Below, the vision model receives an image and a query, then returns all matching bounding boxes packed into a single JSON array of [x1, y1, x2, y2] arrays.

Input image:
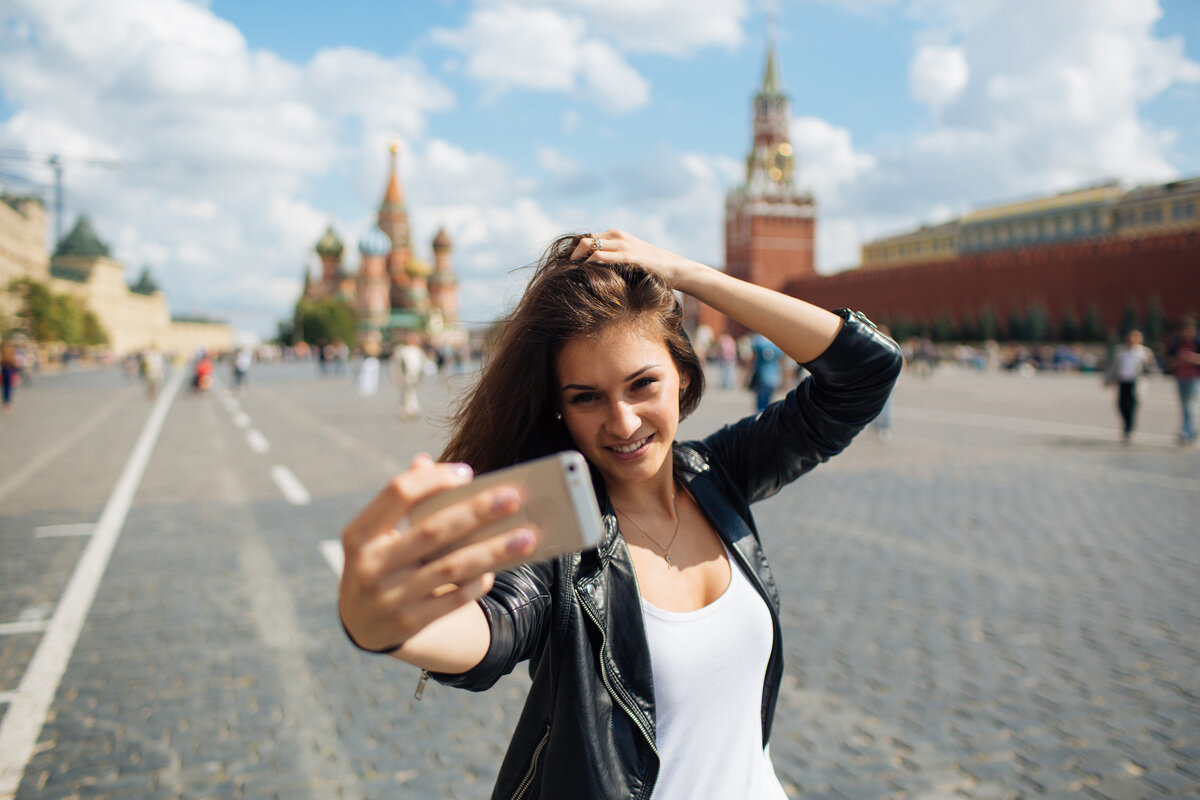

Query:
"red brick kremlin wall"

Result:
[[784, 230, 1200, 335]]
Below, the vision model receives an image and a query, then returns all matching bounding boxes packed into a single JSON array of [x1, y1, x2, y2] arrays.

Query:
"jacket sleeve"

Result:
[[701, 309, 903, 505], [427, 560, 554, 692]]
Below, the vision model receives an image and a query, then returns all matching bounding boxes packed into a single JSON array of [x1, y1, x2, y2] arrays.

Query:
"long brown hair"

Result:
[[440, 233, 705, 474]]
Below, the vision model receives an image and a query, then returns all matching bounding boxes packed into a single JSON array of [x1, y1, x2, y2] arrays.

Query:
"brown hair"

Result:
[[440, 233, 705, 474]]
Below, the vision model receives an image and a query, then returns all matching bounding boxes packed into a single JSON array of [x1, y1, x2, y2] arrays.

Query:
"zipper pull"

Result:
[[414, 670, 430, 701]]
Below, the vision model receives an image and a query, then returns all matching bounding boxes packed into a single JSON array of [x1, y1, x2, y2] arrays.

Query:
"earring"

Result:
[[555, 411, 563, 421]]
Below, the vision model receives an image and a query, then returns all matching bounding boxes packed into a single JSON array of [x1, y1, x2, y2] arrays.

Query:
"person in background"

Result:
[[716, 332, 738, 390], [358, 341, 381, 397], [1166, 316, 1200, 445], [1, 336, 23, 412], [141, 343, 164, 400], [747, 333, 783, 412], [1106, 329, 1157, 443], [392, 333, 425, 420], [232, 346, 253, 393]]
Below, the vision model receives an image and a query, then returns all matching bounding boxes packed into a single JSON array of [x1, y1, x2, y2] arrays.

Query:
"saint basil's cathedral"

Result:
[[300, 142, 463, 347]]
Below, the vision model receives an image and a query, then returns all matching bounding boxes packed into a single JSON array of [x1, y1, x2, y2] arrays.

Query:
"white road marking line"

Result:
[[270, 465, 311, 505], [34, 524, 94, 539], [232, 411, 251, 429], [319, 540, 344, 577], [246, 429, 270, 454], [0, 364, 186, 799], [0, 392, 126, 506], [0, 621, 49, 636], [894, 406, 1176, 446]]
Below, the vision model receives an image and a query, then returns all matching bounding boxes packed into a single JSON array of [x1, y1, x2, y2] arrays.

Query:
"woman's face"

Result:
[[555, 322, 686, 491]]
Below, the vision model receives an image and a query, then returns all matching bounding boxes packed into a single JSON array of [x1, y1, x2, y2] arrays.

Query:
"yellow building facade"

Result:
[[2, 196, 232, 356]]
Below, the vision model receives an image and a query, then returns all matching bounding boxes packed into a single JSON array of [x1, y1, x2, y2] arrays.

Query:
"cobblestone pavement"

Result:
[[0, 361, 1196, 799]]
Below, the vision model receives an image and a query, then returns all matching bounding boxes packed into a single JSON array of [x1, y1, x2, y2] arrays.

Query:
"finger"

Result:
[[405, 527, 538, 600], [568, 235, 595, 262], [342, 461, 474, 551], [373, 483, 525, 572]]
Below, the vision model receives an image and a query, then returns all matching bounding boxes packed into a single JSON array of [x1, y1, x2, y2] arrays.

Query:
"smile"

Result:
[[607, 434, 653, 457]]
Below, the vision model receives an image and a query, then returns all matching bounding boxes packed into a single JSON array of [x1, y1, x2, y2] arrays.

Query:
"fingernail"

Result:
[[491, 487, 519, 512], [450, 463, 473, 479], [507, 529, 536, 555]]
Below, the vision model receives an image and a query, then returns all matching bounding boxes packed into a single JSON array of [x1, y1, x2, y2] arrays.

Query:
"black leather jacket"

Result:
[[432, 310, 903, 800]]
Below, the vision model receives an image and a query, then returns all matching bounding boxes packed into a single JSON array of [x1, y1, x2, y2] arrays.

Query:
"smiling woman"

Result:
[[336, 230, 903, 800]]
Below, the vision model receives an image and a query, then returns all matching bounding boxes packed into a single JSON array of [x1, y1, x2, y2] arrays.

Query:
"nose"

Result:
[[605, 400, 640, 440]]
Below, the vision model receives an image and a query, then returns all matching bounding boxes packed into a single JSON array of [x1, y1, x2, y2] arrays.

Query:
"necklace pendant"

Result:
[[665, 552, 672, 566]]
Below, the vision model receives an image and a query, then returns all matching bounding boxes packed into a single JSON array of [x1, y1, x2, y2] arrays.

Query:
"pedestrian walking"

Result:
[[872, 324, 896, 440], [337, 229, 901, 800], [1166, 316, 1200, 445], [140, 344, 164, 400], [1, 336, 23, 412], [391, 334, 425, 420], [716, 332, 738, 390], [358, 341, 381, 397], [232, 346, 252, 393], [747, 333, 784, 412], [1105, 329, 1157, 443]]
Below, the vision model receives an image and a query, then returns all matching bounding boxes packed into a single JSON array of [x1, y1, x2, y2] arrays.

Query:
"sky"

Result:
[[1, 0, 1198, 338]]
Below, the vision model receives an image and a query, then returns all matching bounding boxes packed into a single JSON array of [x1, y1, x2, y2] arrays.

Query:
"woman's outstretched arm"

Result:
[[571, 230, 843, 363], [339, 454, 538, 673]]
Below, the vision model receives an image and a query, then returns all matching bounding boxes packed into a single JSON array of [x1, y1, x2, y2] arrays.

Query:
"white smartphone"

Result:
[[410, 450, 604, 566]]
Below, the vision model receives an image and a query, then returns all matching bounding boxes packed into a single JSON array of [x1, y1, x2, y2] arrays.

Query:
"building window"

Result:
[[1143, 205, 1163, 224], [1172, 200, 1196, 220]]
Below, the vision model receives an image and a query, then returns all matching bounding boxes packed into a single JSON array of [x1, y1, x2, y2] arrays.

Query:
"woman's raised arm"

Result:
[[571, 230, 842, 364]]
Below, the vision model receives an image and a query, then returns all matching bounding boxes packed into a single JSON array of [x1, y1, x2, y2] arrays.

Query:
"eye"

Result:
[[632, 377, 658, 391], [568, 391, 600, 405]]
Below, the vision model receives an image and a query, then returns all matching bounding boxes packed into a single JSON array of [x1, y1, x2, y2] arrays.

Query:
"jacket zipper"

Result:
[[508, 725, 550, 800], [576, 587, 660, 799]]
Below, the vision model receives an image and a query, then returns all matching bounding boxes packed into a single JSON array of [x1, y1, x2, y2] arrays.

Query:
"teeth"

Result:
[[611, 436, 648, 454]]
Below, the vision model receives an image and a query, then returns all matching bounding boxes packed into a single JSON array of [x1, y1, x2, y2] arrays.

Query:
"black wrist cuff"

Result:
[[339, 613, 404, 655]]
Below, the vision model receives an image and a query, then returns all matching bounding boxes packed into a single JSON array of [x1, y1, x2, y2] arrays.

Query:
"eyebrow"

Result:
[[561, 364, 659, 392]]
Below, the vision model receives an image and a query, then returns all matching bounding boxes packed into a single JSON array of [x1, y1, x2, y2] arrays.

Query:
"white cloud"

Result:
[[431, 1, 650, 113], [908, 44, 968, 109], [514, 0, 748, 56]]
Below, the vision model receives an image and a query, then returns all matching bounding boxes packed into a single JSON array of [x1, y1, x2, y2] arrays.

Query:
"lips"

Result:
[[606, 433, 653, 459]]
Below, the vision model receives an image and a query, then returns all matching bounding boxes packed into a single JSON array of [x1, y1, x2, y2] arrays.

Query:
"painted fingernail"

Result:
[[491, 487, 520, 512], [450, 463, 473, 479], [507, 529, 536, 555]]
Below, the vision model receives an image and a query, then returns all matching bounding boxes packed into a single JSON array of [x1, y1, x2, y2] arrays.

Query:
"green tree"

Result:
[[295, 297, 357, 346], [958, 311, 980, 342], [1007, 304, 1027, 341], [1025, 301, 1051, 343], [979, 306, 998, 341], [891, 315, 913, 342], [6, 277, 107, 346], [1059, 307, 1080, 342], [1119, 298, 1139, 337], [1082, 304, 1106, 342], [932, 313, 955, 342], [1143, 297, 1165, 347]]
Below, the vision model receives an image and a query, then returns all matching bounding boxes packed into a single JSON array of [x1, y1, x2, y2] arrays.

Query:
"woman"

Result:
[[338, 230, 902, 799]]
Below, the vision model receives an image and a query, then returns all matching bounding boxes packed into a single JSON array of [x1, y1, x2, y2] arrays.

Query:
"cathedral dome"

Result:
[[316, 224, 344, 257], [432, 227, 452, 251], [406, 257, 432, 278], [358, 226, 392, 257]]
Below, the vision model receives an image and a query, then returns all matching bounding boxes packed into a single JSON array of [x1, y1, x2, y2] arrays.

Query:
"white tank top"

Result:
[[641, 541, 788, 800]]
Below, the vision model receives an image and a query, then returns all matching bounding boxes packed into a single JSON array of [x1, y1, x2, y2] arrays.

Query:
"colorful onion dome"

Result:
[[358, 226, 392, 257], [315, 224, 344, 257], [432, 226, 452, 251]]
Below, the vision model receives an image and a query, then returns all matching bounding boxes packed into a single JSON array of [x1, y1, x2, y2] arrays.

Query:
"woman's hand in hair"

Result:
[[572, 229, 707, 292], [338, 454, 536, 658]]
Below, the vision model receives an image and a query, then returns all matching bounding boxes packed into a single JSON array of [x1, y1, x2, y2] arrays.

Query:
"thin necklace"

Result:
[[614, 491, 682, 566]]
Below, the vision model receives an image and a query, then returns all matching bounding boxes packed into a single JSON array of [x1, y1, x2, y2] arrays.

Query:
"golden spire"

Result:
[[384, 139, 404, 206]]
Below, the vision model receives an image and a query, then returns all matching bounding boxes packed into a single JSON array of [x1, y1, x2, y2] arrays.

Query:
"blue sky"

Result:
[[1, 0, 1198, 337]]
